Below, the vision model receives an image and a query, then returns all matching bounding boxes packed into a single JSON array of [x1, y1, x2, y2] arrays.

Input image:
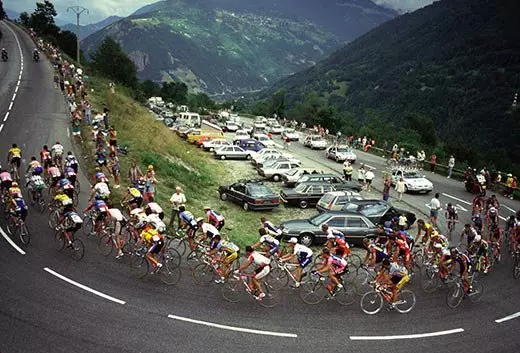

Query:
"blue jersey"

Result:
[[13, 198, 27, 211]]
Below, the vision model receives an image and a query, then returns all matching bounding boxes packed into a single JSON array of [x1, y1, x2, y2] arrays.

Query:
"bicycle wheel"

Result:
[[187, 249, 204, 269], [469, 281, 484, 303], [360, 291, 384, 315], [421, 268, 440, 293], [266, 266, 289, 291], [48, 210, 60, 230], [55, 231, 65, 251], [160, 260, 182, 286], [164, 248, 181, 268], [82, 217, 94, 237], [353, 268, 372, 295], [192, 263, 216, 286], [130, 255, 149, 278], [446, 283, 464, 308], [395, 290, 416, 313], [299, 276, 327, 305], [258, 281, 279, 308], [5, 217, 16, 235], [19, 223, 31, 245], [74, 179, 81, 193], [168, 236, 187, 257], [70, 238, 85, 261], [348, 254, 362, 270], [514, 257, 520, 279], [335, 282, 356, 306], [98, 234, 114, 256], [221, 276, 242, 303]]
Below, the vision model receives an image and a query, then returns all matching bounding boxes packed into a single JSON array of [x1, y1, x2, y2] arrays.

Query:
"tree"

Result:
[[187, 93, 215, 112], [90, 36, 137, 88], [29, 1, 59, 38], [267, 89, 286, 118], [19, 12, 30, 26], [161, 81, 188, 104], [0, 1, 6, 20], [57, 30, 77, 59], [139, 80, 161, 100]]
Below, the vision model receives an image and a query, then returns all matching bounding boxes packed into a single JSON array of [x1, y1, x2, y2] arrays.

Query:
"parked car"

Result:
[[259, 160, 301, 181], [213, 146, 253, 160], [316, 191, 364, 212], [255, 154, 300, 170], [391, 169, 433, 193], [164, 118, 175, 127], [280, 211, 378, 246], [281, 168, 322, 187], [253, 133, 275, 148], [219, 180, 280, 211], [201, 138, 231, 151], [254, 117, 267, 129], [280, 182, 361, 209], [269, 124, 284, 134], [224, 122, 240, 132], [325, 145, 357, 163], [233, 130, 250, 143], [251, 148, 292, 166], [235, 139, 265, 152], [281, 128, 300, 141], [342, 200, 416, 229], [294, 173, 362, 192], [304, 135, 327, 149]]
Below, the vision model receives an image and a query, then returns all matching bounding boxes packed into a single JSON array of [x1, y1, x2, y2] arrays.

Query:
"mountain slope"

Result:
[[81, 0, 396, 95], [61, 16, 122, 40], [270, 0, 520, 171]]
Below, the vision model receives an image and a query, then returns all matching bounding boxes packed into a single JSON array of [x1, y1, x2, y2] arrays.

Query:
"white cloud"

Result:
[[373, 0, 437, 11]]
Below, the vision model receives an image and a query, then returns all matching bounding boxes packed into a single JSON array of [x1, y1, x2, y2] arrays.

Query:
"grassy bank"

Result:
[[81, 76, 304, 248]]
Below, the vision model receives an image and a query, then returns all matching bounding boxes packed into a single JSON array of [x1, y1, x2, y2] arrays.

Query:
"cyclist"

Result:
[[314, 247, 347, 295], [147, 212, 167, 235], [7, 143, 22, 180], [8, 181, 22, 199], [449, 247, 472, 293], [93, 170, 109, 185], [25, 173, 46, 204], [445, 203, 458, 230], [122, 186, 142, 210], [252, 227, 280, 257], [40, 145, 52, 169], [280, 237, 313, 287], [84, 198, 110, 235], [209, 233, 240, 283], [196, 218, 220, 241], [488, 224, 502, 262], [397, 229, 415, 252], [389, 232, 412, 271], [47, 163, 62, 187], [324, 233, 350, 258], [26, 156, 44, 176], [55, 177, 75, 200], [487, 206, 499, 228], [136, 220, 164, 269], [485, 194, 500, 210], [436, 244, 453, 280], [60, 211, 83, 246], [416, 219, 434, 244], [362, 238, 389, 267], [376, 258, 409, 307], [204, 206, 225, 230], [107, 205, 126, 258], [321, 223, 345, 240], [468, 234, 491, 273], [145, 196, 164, 219], [178, 205, 198, 248], [0, 167, 13, 196], [63, 165, 77, 187], [430, 232, 449, 251], [237, 246, 270, 300], [90, 178, 110, 202], [261, 216, 282, 238], [460, 223, 478, 246], [65, 152, 79, 174], [51, 141, 64, 166], [6, 193, 28, 223], [471, 213, 483, 234]]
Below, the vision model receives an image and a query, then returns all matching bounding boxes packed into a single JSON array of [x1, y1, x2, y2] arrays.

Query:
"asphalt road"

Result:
[[1, 21, 519, 353]]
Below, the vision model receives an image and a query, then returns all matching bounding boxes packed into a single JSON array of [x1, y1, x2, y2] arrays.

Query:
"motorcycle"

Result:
[[33, 52, 40, 61], [464, 174, 486, 195], [1, 52, 7, 61]]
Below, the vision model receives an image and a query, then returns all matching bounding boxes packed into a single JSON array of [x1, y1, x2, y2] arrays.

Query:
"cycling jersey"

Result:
[[41, 149, 51, 161], [128, 187, 141, 198], [216, 240, 239, 254], [146, 202, 163, 214], [93, 199, 109, 213], [147, 213, 166, 233], [0, 172, 12, 182], [453, 252, 471, 268], [334, 237, 350, 256], [142, 228, 162, 243], [94, 182, 110, 198], [248, 251, 270, 267], [108, 208, 124, 222], [51, 144, 64, 155], [259, 234, 280, 248], [48, 166, 61, 178], [64, 167, 76, 177], [179, 210, 197, 227], [431, 234, 449, 249], [263, 220, 282, 236], [9, 186, 22, 197], [12, 198, 27, 211], [294, 243, 313, 258], [8, 147, 21, 159], [446, 206, 458, 219], [201, 223, 219, 238], [55, 194, 73, 206], [29, 175, 45, 190], [58, 178, 73, 189], [328, 254, 347, 273], [389, 262, 408, 277], [327, 228, 345, 240], [206, 209, 224, 223]]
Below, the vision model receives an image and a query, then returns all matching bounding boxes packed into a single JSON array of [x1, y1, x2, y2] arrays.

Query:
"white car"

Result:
[[224, 122, 240, 132], [259, 161, 302, 181], [233, 130, 250, 142], [391, 169, 433, 193], [281, 128, 300, 141], [213, 146, 253, 160], [201, 138, 231, 151], [253, 133, 275, 147], [254, 116, 267, 129], [325, 145, 357, 163], [269, 124, 284, 134], [304, 135, 327, 149], [251, 148, 296, 166], [281, 168, 321, 186]]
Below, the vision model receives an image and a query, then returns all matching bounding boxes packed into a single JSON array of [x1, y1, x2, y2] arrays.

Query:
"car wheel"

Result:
[[243, 202, 249, 211], [300, 233, 314, 247], [246, 154, 252, 160], [299, 200, 308, 209], [272, 174, 281, 182], [209, 147, 214, 152], [220, 155, 226, 160], [220, 193, 228, 201], [404, 185, 408, 193], [350, 160, 355, 164]]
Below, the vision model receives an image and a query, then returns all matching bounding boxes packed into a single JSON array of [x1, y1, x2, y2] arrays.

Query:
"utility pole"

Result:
[[67, 6, 89, 65]]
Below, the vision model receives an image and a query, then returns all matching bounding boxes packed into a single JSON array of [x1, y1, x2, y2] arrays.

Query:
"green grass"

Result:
[[81, 76, 308, 248]]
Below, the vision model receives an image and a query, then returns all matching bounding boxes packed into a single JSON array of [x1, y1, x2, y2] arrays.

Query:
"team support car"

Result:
[[213, 145, 253, 160], [218, 180, 280, 211], [325, 145, 357, 163], [280, 182, 360, 209], [304, 135, 327, 149], [316, 191, 364, 212], [280, 211, 378, 246], [258, 160, 301, 181], [201, 138, 231, 151], [294, 173, 362, 191], [342, 200, 416, 229], [281, 128, 300, 141], [391, 169, 433, 193], [233, 130, 250, 143]]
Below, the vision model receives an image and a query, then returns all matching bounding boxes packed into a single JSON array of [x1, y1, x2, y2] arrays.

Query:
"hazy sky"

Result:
[[4, 0, 437, 24]]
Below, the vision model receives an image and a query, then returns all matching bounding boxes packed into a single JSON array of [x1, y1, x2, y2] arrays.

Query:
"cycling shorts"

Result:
[[11, 208, 28, 222], [10, 157, 21, 168], [187, 225, 198, 238], [215, 219, 225, 231], [298, 255, 312, 269], [395, 275, 409, 290], [375, 251, 388, 264], [95, 211, 107, 222], [129, 197, 143, 208], [223, 251, 238, 265], [149, 239, 164, 254], [66, 222, 82, 233], [254, 266, 270, 280]]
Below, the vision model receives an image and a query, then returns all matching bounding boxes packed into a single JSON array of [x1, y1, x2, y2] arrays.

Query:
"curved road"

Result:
[[0, 21, 519, 353]]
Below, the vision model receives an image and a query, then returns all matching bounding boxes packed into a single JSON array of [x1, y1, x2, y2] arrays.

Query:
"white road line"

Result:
[[1, 24, 23, 129], [0, 226, 26, 255], [456, 204, 468, 212], [3, 112, 8, 121], [442, 193, 471, 206], [0, 124, 3, 133], [349, 328, 464, 340], [499, 216, 507, 221], [8, 101, 14, 110], [495, 312, 520, 323], [43, 267, 126, 305], [504, 205, 516, 213], [67, 128, 70, 138], [167, 315, 298, 338]]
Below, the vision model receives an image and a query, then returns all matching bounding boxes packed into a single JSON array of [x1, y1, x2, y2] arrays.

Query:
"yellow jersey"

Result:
[[8, 147, 21, 158], [129, 187, 142, 198], [54, 194, 72, 206], [141, 228, 161, 243]]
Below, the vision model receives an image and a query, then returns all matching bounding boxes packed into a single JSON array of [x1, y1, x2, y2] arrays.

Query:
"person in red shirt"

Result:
[[389, 233, 411, 271], [430, 154, 437, 173]]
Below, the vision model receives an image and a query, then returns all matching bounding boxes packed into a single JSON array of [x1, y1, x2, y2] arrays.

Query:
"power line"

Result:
[[66, 6, 89, 65]]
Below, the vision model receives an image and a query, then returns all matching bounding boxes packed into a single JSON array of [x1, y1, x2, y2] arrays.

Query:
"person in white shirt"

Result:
[[395, 177, 406, 201], [145, 196, 164, 219], [108, 206, 125, 258], [365, 169, 375, 192], [197, 218, 220, 240], [90, 181, 110, 201], [51, 141, 64, 158], [429, 193, 441, 228], [168, 186, 186, 228], [447, 156, 455, 178], [280, 237, 313, 287], [238, 246, 271, 300]]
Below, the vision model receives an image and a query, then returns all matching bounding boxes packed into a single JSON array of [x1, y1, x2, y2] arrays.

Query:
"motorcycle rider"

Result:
[[1, 48, 7, 60], [33, 48, 40, 60]]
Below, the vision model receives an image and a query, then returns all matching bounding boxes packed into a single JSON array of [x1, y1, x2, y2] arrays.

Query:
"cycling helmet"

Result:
[[148, 165, 154, 170], [196, 217, 204, 224], [433, 242, 443, 249], [204, 206, 211, 210], [474, 234, 482, 242], [488, 207, 497, 214], [12, 182, 18, 187], [179, 205, 186, 212]]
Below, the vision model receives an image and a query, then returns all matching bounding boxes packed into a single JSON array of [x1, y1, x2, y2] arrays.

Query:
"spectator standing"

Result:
[[398, 214, 408, 231], [447, 155, 455, 178], [429, 193, 441, 228], [395, 177, 406, 201], [365, 169, 375, 192], [84, 100, 92, 125], [430, 153, 437, 173], [169, 187, 186, 228], [417, 150, 425, 170], [128, 161, 142, 187], [108, 126, 117, 154], [143, 168, 157, 201], [357, 165, 366, 190], [109, 82, 115, 94], [110, 156, 121, 188], [382, 177, 391, 201], [343, 161, 353, 181]]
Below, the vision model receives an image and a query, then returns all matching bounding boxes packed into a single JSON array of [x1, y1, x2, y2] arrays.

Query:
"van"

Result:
[[316, 191, 364, 212], [178, 112, 201, 128], [235, 139, 265, 152]]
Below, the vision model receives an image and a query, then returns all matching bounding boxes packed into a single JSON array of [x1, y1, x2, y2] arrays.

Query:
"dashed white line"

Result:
[[0, 226, 26, 255], [8, 101, 13, 110], [0, 124, 4, 133], [442, 193, 472, 206], [349, 328, 465, 340], [455, 204, 468, 212], [44, 267, 126, 305], [1, 23, 24, 126], [495, 312, 520, 323], [67, 128, 70, 138], [504, 205, 516, 213], [167, 315, 298, 338], [3, 112, 8, 122]]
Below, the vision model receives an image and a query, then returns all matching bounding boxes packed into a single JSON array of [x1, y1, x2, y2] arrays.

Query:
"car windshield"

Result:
[[337, 147, 350, 153], [257, 136, 268, 141], [248, 184, 272, 196], [344, 203, 360, 212], [403, 172, 422, 178], [359, 203, 388, 216], [309, 212, 332, 226], [319, 193, 335, 204], [294, 183, 309, 192], [311, 136, 322, 141], [285, 129, 295, 133]]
